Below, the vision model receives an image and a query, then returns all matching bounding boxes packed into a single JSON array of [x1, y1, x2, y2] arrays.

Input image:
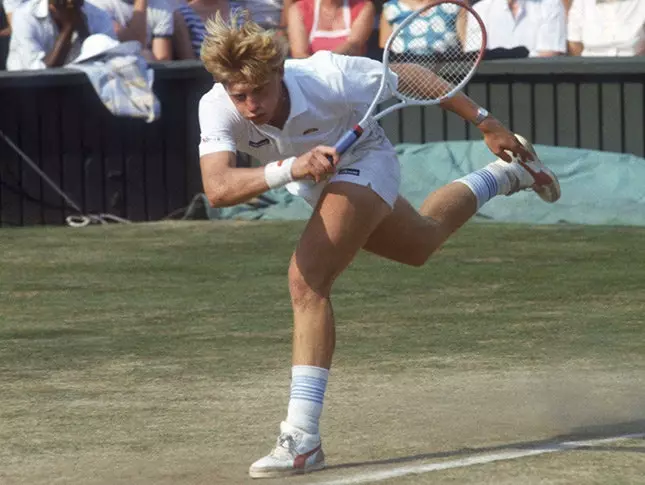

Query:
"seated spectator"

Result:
[[6, 0, 116, 70], [467, 0, 566, 57], [568, 0, 645, 57], [173, 0, 228, 59], [379, 0, 468, 55], [287, 0, 374, 58], [87, 0, 175, 60]]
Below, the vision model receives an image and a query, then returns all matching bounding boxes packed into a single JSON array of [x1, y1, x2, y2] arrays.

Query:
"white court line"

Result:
[[313, 433, 645, 485]]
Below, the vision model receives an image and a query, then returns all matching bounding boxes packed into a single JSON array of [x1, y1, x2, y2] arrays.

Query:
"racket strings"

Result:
[[386, 4, 483, 102]]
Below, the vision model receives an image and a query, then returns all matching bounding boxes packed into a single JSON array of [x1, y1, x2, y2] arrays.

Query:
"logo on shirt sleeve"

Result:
[[249, 138, 270, 148], [201, 135, 222, 143]]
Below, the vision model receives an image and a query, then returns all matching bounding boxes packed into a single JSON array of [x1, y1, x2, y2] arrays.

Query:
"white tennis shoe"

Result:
[[491, 133, 561, 203], [249, 421, 326, 479]]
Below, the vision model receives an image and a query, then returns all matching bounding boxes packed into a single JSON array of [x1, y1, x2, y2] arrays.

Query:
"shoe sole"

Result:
[[514, 134, 561, 203], [249, 459, 326, 479]]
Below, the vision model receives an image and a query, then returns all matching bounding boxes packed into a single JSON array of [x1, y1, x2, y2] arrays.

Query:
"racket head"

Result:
[[382, 0, 487, 105]]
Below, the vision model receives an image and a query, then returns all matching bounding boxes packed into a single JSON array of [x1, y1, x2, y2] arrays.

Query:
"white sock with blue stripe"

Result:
[[456, 162, 512, 209], [286, 365, 328, 435]]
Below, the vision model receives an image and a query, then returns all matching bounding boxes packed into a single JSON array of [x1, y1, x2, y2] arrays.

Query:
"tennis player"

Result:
[[198, 11, 560, 479]]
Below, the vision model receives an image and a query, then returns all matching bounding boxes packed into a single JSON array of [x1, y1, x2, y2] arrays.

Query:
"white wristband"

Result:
[[264, 157, 295, 189]]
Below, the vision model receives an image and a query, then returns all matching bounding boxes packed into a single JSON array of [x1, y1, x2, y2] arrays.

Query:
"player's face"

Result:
[[225, 72, 283, 126]]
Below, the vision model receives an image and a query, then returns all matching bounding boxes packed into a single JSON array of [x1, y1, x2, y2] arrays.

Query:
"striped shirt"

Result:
[[176, 3, 207, 58]]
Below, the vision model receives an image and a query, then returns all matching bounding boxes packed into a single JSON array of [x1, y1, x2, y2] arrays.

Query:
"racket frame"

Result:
[[334, 0, 487, 155]]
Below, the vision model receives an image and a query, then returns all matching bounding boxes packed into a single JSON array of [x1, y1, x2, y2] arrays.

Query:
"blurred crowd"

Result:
[[0, 0, 643, 71]]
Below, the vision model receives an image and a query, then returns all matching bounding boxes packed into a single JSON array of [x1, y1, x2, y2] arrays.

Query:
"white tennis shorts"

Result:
[[285, 142, 401, 209]]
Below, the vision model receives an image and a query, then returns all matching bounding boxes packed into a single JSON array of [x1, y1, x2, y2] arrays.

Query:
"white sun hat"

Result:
[[71, 33, 141, 64]]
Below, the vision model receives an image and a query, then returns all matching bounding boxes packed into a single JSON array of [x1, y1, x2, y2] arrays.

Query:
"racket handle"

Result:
[[332, 125, 365, 159]]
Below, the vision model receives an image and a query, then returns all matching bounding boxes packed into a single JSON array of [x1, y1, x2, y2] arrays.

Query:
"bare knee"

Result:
[[288, 255, 333, 310], [406, 222, 450, 266]]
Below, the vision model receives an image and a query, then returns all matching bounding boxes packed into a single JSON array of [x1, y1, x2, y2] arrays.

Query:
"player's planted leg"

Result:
[[249, 183, 392, 479]]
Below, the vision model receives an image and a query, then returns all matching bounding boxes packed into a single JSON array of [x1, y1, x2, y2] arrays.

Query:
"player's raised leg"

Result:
[[249, 182, 392, 479], [364, 134, 560, 266]]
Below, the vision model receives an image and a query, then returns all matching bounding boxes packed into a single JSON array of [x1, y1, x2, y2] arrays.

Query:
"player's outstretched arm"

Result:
[[389, 63, 533, 163], [200, 147, 339, 208], [440, 92, 534, 163]]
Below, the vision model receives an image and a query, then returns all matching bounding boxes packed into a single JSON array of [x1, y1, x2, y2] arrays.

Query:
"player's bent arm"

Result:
[[200, 146, 340, 208], [200, 151, 274, 208]]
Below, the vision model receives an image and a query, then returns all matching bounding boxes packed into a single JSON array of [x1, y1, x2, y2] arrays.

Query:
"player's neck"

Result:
[[268, 81, 291, 129]]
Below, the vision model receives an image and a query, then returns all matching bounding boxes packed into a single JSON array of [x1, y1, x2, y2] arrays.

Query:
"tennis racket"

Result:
[[333, 0, 487, 156]]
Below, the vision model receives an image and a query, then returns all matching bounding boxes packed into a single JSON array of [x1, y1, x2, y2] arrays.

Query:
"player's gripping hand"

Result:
[[291, 146, 340, 183], [478, 117, 534, 163]]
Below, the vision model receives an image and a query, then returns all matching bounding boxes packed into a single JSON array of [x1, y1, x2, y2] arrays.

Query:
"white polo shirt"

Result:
[[467, 0, 566, 56], [198, 51, 397, 167], [568, 0, 645, 57]]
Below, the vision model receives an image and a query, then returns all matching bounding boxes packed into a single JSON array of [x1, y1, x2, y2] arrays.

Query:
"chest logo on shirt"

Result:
[[249, 138, 270, 148], [302, 128, 319, 135]]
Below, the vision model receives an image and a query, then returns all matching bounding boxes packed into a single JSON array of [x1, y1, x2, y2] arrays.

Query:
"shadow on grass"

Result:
[[324, 420, 645, 472]]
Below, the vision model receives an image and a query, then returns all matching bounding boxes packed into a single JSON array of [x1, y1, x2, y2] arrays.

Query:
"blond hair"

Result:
[[201, 10, 289, 87]]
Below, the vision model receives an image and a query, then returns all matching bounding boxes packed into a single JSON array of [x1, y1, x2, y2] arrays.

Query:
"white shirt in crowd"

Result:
[[568, 0, 645, 57], [198, 51, 397, 164], [86, 0, 174, 48], [467, 0, 566, 56], [6, 0, 116, 70], [2, 0, 27, 15]]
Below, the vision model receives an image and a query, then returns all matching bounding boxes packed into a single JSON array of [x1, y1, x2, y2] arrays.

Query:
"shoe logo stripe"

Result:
[[294, 445, 321, 469]]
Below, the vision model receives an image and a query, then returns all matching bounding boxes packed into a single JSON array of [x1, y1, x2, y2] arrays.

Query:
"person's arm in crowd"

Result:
[[113, 0, 147, 46], [330, 0, 374, 56], [455, 0, 470, 48], [287, 2, 310, 58], [566, 0, 583, 56], [151, 35, 172, 59], [378, 9, 392, 48], [172, 10, 196, 59], [561, 0, 572, 15], [277, 0, 292, 38], [149, 3, 173, 60], [45, 0, 87, 67]]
